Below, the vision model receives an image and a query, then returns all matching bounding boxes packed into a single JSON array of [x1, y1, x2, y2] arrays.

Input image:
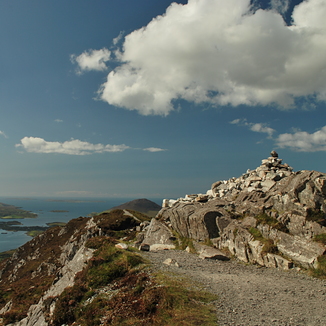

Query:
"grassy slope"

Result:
[[0, 210, 217, 325]]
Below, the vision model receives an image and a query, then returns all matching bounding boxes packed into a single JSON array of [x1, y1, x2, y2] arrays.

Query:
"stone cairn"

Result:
[[163, 151, 294, 208]]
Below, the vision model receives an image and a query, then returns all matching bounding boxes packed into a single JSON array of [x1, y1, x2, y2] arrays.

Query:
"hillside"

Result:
[[107, 198, 161, 217], [0, 210, 216, 326]]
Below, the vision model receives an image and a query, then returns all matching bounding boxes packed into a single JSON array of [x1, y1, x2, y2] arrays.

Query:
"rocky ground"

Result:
[[140, 250, 326, 326]]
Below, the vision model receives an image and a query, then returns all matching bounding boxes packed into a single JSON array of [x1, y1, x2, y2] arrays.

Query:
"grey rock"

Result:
[[155, 152, 326, 270], [163, 258, 179, 267], [150, 244, 175, 251], [271, 150, 278, 157], [141, 218, 175, 246]]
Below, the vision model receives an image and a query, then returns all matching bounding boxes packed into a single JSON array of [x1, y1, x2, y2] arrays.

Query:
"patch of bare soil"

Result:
[[141, 250, 326, 326]]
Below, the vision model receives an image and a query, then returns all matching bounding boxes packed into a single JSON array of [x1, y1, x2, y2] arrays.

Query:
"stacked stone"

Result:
[[162, 151, 294, 207], [211, 151, 294, 199]]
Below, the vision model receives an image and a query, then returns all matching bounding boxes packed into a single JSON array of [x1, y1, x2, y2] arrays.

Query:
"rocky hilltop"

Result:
[[141, 151, 326, 270]]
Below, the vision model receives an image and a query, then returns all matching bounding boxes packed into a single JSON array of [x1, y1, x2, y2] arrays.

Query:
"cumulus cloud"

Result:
[[71, 48, 111, 74], [230, 119, 275, 137], [16, 137, 130, 155], [81, 0, 326, 115], [276, 126, 326, 151], [54, 119, 63, 123], [143, 147, 166, 152]]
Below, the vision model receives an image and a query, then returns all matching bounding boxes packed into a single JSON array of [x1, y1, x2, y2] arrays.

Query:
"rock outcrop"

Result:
[[150, 152, 326, 269]]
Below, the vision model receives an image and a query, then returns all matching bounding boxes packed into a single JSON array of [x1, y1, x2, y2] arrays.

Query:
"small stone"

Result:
[[163, 258, 179, 267], [115, 243, 128, 250]]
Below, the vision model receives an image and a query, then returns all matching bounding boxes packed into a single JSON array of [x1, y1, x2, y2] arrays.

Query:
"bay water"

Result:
[[0, 197, 163, 253]]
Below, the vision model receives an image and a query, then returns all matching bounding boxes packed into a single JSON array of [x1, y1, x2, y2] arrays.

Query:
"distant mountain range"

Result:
[[108, 198, 162, 218]]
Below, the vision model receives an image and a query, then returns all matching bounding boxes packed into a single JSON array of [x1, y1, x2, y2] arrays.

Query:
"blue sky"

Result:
[[1, 0, 326, 199]]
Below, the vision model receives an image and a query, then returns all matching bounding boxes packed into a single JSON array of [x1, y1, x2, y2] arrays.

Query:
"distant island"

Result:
[[50, 210, 69, 213], [0, 202, 37, 219], [0, 220, 67, 237], [46, 199, 104, 203]]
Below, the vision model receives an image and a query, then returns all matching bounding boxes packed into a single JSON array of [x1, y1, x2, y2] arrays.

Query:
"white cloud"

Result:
[[54, 119, 63, 123], [15, 137, 167, 155], [16, 137, 130, 155], [270, 0, 290, 15], [231, 118, 275, 137], [0, 131, 8, 138], [85, 0, 326, 115], [143, 147, 166, 152], [276, 126, 326, 152], [230, 119, 241, 125], [71, 48, 111, 74], [113, 31, 124, 45], [250, 123, 275, 138]]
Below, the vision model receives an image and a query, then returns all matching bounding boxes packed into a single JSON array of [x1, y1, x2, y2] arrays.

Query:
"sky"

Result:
[[1, 0, 326, 199]]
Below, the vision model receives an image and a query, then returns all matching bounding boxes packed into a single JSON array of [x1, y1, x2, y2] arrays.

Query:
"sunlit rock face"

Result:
[[156, 151, 326, 269]]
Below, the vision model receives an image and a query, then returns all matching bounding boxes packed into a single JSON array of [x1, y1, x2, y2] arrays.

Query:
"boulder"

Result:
[[263, 253, 293, 270], [150, 244, 175, 251], [198, 247, 229, 261], [141, 218, 175, 246]]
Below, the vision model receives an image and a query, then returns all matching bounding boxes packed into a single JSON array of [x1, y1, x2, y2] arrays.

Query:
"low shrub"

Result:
[[51, 284, 88, 326], [249, 227, 279, 255]]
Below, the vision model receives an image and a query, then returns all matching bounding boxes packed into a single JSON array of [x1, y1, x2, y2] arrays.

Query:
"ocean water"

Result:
[[0, 197, 163, 253]]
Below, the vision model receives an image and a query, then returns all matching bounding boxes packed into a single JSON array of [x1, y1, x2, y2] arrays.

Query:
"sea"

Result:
[[0, 197, 163, 253]]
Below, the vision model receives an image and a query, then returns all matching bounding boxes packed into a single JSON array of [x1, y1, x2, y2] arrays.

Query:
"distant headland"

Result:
[[0, 202, 37, 219]]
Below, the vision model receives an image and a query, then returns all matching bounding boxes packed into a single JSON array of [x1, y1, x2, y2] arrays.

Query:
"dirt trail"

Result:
[[140, 250, 326, 326]]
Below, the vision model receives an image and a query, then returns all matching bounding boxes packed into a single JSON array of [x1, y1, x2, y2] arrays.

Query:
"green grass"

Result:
[[313, 233, 326, 245], [249, 227, 279, 255], [1, 215, 25, 219], [26, 230, 44, 237], [51, 239, 217, 326], [152, 273, 218, 326], [309, 255, 326, 279], [254, 213, 288, 232]]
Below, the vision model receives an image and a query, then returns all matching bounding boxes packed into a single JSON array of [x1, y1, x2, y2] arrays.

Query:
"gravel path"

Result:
[[140, 250, 326, 326]]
